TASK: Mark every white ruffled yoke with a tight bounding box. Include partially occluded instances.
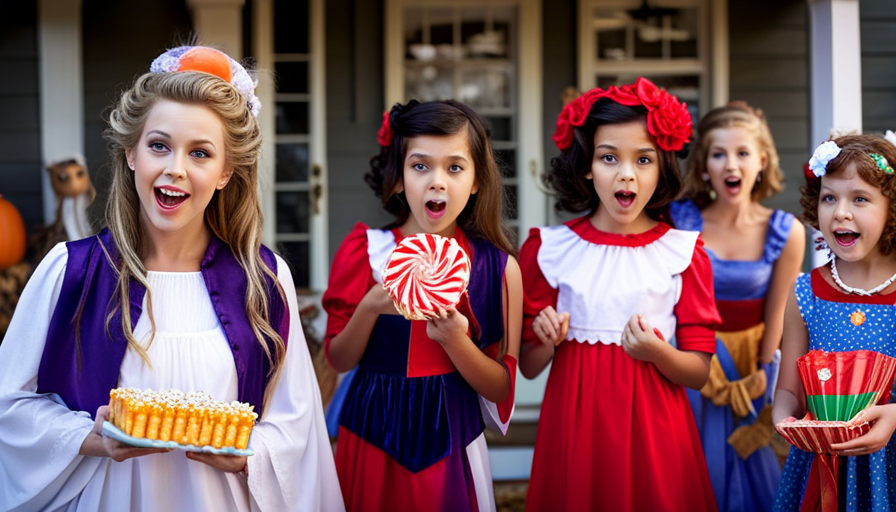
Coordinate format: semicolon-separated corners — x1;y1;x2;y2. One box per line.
536;223;699;345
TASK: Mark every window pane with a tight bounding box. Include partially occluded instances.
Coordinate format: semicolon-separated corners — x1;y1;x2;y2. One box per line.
405;63;453;101
274;0;308;54
495;149;516;178
275;61;308;94
485;116;512;142
276;143;309;182
428;8;455;47
597;26;627;60
458;67;510;109
276;102;309;134
276;191;310;233
278;241;310;289
594;5;699;61
504;184;518;220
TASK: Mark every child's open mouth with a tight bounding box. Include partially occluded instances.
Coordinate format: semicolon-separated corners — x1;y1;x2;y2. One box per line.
155;187;189;209
833;229;860;247
723;176;742;194
425;199;446;219
615;190;635;208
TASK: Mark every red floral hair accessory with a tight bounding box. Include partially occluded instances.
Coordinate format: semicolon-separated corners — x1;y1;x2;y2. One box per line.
553;77;692;152
803;162;817;182
377;110;393;147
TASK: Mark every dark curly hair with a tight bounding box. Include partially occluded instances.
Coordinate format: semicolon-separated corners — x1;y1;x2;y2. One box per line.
682;101;784;209
365;99;515;256
546;98;683;221
801;134;896;256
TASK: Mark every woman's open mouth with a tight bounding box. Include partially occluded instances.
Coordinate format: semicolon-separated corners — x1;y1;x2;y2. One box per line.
155;187;189;210
833;229;859;247
425;199;446;219
615;190;635;208
723;176;742;194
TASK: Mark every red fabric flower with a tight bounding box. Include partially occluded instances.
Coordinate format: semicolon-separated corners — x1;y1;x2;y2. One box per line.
377;110;393;147
803;162;818;181
552;77;692;152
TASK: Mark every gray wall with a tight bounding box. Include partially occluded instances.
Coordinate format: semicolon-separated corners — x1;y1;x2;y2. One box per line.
325;0;393;263
0;3;42;235
861;0;896;134
728;0;810;216
541;0;577;198
82;0;193;228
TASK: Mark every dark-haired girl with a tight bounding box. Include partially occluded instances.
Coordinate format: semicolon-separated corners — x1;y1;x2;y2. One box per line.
322;100;522;512
520;78;721;511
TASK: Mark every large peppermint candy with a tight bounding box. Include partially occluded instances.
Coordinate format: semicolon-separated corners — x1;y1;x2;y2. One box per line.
382;233;471;320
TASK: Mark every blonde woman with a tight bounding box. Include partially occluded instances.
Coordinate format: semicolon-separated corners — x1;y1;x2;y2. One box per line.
670;101;805;512
0;46;343;511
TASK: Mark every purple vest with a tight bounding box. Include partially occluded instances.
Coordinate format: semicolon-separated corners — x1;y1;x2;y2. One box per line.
36;229;288;417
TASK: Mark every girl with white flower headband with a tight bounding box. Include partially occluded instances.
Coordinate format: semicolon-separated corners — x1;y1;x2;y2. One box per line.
773;134;896;511
0;46;344;511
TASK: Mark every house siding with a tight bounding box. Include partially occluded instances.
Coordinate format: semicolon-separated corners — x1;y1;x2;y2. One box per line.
0;3;42;234
861;0;896;135
728;0;809;215
541;0;577;195
81;0;192;227
325;0;393;263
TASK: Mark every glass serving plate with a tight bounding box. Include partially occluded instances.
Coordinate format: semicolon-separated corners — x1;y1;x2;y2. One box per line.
102;421;254;456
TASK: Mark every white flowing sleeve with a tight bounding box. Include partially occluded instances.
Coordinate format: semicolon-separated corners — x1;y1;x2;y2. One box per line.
0;243;103;512
242;255;345;512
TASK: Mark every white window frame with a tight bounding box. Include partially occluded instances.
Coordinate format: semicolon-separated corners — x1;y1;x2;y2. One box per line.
255;0;329;293
384;0;546;240
577;0;730;117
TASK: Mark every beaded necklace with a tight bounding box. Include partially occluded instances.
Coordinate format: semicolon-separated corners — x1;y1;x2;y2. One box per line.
830;256;896;296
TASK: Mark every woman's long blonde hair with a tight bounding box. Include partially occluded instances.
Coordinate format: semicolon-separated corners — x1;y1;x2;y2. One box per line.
102;71;286;414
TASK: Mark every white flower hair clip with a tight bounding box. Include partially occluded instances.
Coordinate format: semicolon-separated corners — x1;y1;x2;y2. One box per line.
886;130;896;148
150;46;261;117
808;140;842;177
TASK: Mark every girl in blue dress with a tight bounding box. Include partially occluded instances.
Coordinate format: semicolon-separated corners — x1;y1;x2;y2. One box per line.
672;102;805;512
774;134;896;511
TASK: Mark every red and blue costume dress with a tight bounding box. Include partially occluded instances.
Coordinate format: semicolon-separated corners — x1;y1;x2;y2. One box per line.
323;223;516;512
521;217;721;512
670;199;793;512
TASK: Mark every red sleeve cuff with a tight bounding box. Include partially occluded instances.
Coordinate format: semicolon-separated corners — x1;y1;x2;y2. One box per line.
674;325;716;354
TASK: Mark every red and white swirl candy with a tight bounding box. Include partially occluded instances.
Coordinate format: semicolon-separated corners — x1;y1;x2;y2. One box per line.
382;233;471;320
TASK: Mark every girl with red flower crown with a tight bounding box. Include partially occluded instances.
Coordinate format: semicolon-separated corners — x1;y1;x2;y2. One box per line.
520;77;721;511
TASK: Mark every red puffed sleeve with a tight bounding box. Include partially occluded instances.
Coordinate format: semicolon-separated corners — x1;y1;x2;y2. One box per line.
674;237;721;353
322;222;376;361
519;228;559;348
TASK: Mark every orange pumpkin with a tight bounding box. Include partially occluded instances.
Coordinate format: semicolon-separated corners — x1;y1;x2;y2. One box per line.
0;194;26;270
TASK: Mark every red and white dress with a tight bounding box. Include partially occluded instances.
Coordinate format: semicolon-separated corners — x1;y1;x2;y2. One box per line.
323;223;515;512
521;217;720;512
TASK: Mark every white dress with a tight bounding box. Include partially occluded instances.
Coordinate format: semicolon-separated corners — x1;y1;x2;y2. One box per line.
0;243;345;512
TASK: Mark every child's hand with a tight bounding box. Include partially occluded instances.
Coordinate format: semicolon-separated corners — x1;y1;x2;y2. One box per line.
532;306;569;346
621;314;666;363
425;307;470;346
360;284;400;316
831;405;896;456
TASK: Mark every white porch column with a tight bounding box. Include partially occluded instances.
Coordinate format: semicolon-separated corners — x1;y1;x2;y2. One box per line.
38;0;84;224
186;0;245;59
252;0;276;249
808;0;862;268
518;0;546;238
808;0;862;144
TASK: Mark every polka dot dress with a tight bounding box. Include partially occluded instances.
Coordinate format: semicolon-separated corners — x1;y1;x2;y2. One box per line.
774;270;896;511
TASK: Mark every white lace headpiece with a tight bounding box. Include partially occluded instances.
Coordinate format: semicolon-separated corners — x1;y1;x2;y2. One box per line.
150;46;261;117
